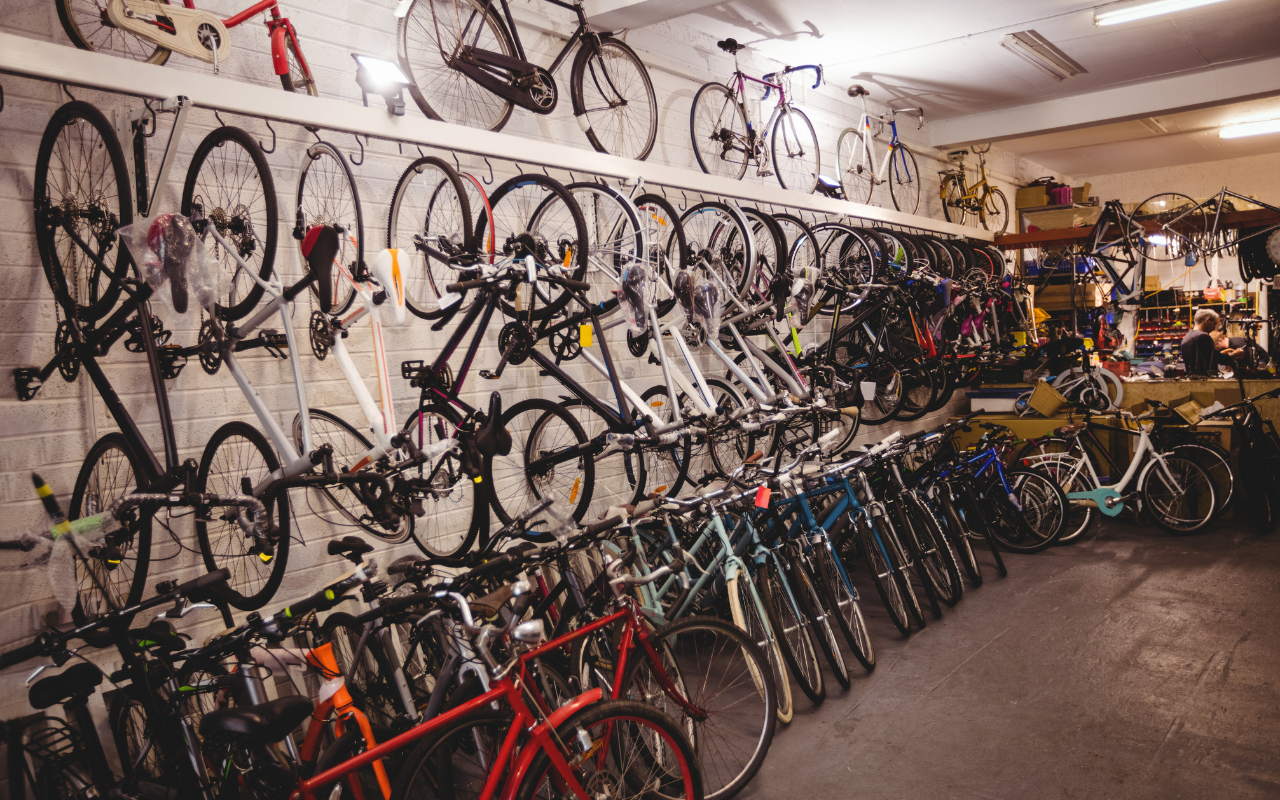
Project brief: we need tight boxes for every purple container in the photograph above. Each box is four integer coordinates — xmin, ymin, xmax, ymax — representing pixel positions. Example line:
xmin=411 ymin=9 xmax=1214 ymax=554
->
xmin=1050 ymin=186 xmax=1072 ymax=205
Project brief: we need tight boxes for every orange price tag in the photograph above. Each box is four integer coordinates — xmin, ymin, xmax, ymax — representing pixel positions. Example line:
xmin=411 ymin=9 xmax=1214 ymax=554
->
xmin=754 ymin=485 xmax=771 ymax=508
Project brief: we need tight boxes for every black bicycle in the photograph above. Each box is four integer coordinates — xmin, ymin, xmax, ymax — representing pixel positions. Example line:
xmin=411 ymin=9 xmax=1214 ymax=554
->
xmin=1202 ymin=381 xmax=1280 ymax=533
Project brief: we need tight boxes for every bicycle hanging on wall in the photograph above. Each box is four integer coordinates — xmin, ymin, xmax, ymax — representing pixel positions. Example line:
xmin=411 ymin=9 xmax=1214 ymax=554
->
xmin=835 ymin=85 xmax=924 ymax=214
xmin=938 ymin=144 xmax=1009 ymax=234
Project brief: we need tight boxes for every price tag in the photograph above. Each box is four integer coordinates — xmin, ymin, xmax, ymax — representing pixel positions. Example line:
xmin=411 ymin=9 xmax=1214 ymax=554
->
xmin=860 ymin=381 xmax=877 ymax=401
xmin=579 ymin=324 xmax=593 ymax=348
xmin=754 ymin=485 xmax=771 ymax=508
xmin=438 ymin=290 xmax=461 ymax=310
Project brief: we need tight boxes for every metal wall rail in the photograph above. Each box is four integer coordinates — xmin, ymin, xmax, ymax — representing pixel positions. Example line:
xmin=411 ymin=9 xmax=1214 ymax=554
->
xmin=0 ymin=31 xmax=991 ymax=241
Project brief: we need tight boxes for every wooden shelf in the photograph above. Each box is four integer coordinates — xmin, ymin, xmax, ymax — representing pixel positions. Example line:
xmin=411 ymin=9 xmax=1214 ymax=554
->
xmin=995 ymin=207 xmax=1280 ymax=249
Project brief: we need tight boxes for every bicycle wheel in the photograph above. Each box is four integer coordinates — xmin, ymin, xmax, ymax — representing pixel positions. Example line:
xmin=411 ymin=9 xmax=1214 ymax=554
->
xmin=940 ymin=175 xmax=967 ymax=225
xmin=790 ymin=552 xmax=850 ymax=689
xmin=194 ymin=421 xmax=290 ymax=610
xmin=704 ymin=378 xmax=761 ymax=477
xmin=34 ymin=101 xmax=132 ymax=321
xmin=887 ymin=143 xmax=921 ymax=215
xmin=737 ymin=208 xmax=785 ymax=303
xmin=397 ymin=0 xmax=515 ymax=131
xmin=729 ymin=573 xmax=794 ymax=722
xmin=751 ymin=563 xmax=823 ymax=704
xmin=902 ymin=494 xmax=963 ymax=606
xmin=56 ymin=0 xmax=171 ymax=63
xmin=813 ymin=540 xmax=874 ymax=672
xmin=623 ymin=616 xmax=776 ymax=800
xmin=515 ymin=699 xmax=703 ymax=800
xmin=477 ymin=174 xmax=589 ymax=320
xmin=387 ymin=156 xmax=474 ymax=320
xmin=183 ymin=126 xmax=278 ymax=321
xmin=295 ymin=141 xmax=363 ymax=315
xmin=571 ymin=37 xmax=658 ymax=161
xmin=680 ymin=201 xmax=755 ymax=298
xmin=109 ymin=688 xmax=163 ymax=780
xmin=869 ymin=506 xmax=926 ymax=629
xmin=560 ymin=181 xmax=645 ymax=309
xmin=387 ymin=709 xmax=509 ymax=799
xmin=690 ymin=82 xmax=750 ymax=180
xmin=935 ymin=493 xmax=981 ymax=587
xmin=636 ymin=386 xmax=692 ymax=500
xmin=771 ymin=106 xmax=819 ymax=193
xmin=893 ymin=361 xmax=936 ymax=423
xmin=486 ymin=398 xmax=593 ymax=527
xmin=982 ymin=469 xmax=1065 ymax=554
xmin=400 ymin=404 xmax=483 ymax=557
xmin=850 ymin=513 xmax=910 ymax=635
xmin=68 ymin=432 xmax=151 ymax=634
xmin=1165 ymin=441 xmax=1233 ymax=521
xmin=322 ymin=613 xmax=400 ymax=729
xmin=279 ymin=29 xmax=318 ymax=96
xmin=1134 ymin=193 xmax=1205 ymax=262
xmin=953 ymin=490 xmax=1009 ymax=577
xmin=981 ymin=187 xmax=1010 ymax=235
xmin=834 ymin=127 xmax=874 ymax=204
xmin=292 ymin=409 xmax=411 ymax=543
xmin=635 ymin=193 xmax=687 ymax=319
xmin=773 ymin=213 xmax=820 ymax=302
xmin=562 ymin=397 xmax=648 ymax=520
xmin=1141 ymin=455 xmax=1216 ymax=534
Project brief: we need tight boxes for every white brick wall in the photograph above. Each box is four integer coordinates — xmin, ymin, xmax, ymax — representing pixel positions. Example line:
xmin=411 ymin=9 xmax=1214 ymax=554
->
xmin=0 ymin=4 xmax=1070 ymax=779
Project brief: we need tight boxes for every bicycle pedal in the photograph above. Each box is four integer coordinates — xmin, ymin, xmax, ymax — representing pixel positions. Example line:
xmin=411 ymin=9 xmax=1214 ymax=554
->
xmin=757 ymin=170 xmax=774 ymax=178
xmin=479 ymin=370 xmax=499 ymax=380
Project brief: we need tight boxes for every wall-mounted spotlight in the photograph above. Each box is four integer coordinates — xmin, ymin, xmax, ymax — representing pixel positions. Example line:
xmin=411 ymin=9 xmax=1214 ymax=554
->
xmin=352 ymin=53 xmax=410 ymax=116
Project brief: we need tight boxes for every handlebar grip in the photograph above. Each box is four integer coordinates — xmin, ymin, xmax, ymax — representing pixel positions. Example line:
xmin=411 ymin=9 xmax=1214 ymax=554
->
xmin=177 ymin=568 xmax=230 ymax=602
xmin=467 ymin=553 xmax=514 ymax=580
xmin=445 ymin=279 xmax=486 ymax=293
xmin=282 ymin=572 xmax=360 ymax=619
xmin=0 ymin=637 xmax=48 ymax=670
xmin=582 ymin=516 xmax=623 ymax=537
xmin=558 ymin=277 xmax=591 ymax=292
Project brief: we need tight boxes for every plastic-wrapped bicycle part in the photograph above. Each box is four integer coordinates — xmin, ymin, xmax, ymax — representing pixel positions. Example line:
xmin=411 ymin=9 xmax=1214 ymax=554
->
xmin=619 ymin=262 xmax=654 ymax=335
xmin=673 ymin=268 xmax=696 ymax=319
xmin=791 ymin=265 xmax=819 ymax=325
xmin=118 ymin=213 xmax=222 ymax=313
xmin=47 ymin=516 xmax=119 ymax=615
xmin=693 ymin=279 xmax=722 ymax=342
xmin=369 ymin=248 xmax=409 ymax=328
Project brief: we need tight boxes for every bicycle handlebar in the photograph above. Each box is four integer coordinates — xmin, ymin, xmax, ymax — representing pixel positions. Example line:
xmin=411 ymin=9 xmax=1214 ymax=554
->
xmin=761 ymin=64 xmax=823 ymax=100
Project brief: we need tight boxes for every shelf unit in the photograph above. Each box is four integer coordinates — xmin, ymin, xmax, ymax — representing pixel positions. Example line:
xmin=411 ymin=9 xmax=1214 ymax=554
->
xmin=0 ymin=31 xmax=990 ymax=240
xmin=993 ymin=207 xmax=1280 ymax=249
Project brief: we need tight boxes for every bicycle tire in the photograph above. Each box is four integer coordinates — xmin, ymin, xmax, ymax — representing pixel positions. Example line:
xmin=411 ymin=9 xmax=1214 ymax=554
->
xmin=681 ymin=201 xmax=756 ymax=299
xmin=982 ymin=469 xmax=1065 ymax=553
xmin=813 ymin=540 xmax=875 ymax=671
xmin=752 ymin=558 xmax=824 ymax=701
xmin=936 ymin=492 xmax=981 ymax=588
xmin=635 ymin=192 xmax=686 ymax=319
xmin=56 ymin=0 xmax=171 ymax=64
xmin=888 ymin=499 xmax=942 ymax=619
xmin=69 ymin=432 xmax=151 ymax=635
xmin=1141 ymin=455 xmax=1216 ymax=535
xmin=561 ymin=393 xmax=661 ymax=520
xmin=486 ymin=398 xmax=593 ymax=528
xmin=194 ymin=421 xmax=290 ymax=611
xmin=622 ymin=616 xmax=776 ymax=800
xmin=387 ymin=709 xmax=509 ymax=800
xmin=770 ymin=106 xmax=820 ymax=193
xmin=386 ymin=155 xmax=474 ymax=320
xmin=1165 ymin=440 xmax=1233 ymax=521
xmin=183 ymin=126 xmax=278 ymax=321
xmin=893 ymin=361 xmax=936 ymax=423
xmin=903 ymin=494 xmax=963 ymax=606
xmin=322 ymin=612 xmax=401 ymax=729
xmin=400 ymin=403 xmax=483 ymax=558
xmin=279 ymin=29 xmax=318 ymax=96
xmin=690 ymin=82 xmax=750 ymax=180
xmin=571 ymin=36 xmax=658 ymax=161
xmin=295 ymin=141 xmax=363 ymax=315
xmin=634 ymin=385 xmax=693 ymax=497
xmin=731 ymin=572 xmax=796 ymax=720
xmin=982 ymin=187 xmax=1010 ymax=234
xmin=790 ymin=551 xmax=850 ymax=689
xmin=514 ymin=699 xmax=703 ymax=800
xmin=953 ymin=490 xmax=1009 ymax=577
xmin=940 ymin=174 xmax=967 ymax=225
xmin=34 ymin=100 xmax=133 ymax=321
xmin=887 ymin=143 xmax=921 ymax=214
xmin=852 ymin=513 xmax=910 ymax=635
xmin=739 ymin=207 xmax=786 ymax=302
xmin=558 ymin=181 xmax=645 ymax=310
xmin=871 ymin=506 xmax=926 ymax=628
xmin=834 ymin=127 xmax=874 ymax=204
xmin=476 ymin=174 xmax=590 ymax=321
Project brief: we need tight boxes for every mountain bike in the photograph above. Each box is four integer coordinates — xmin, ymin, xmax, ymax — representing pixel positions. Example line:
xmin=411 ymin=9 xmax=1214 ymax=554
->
xmin=395 ymin=0 xmax=658 ymax=160
xmin=55 ymin=0 xmax=316 ymax=93
xmin=938 ymin=144 xmax=1009 ymax=234
xmin=690 ymin=38 xmax=822 ymax=192
xmin=835 ymin=85 xmax=924 ymax=213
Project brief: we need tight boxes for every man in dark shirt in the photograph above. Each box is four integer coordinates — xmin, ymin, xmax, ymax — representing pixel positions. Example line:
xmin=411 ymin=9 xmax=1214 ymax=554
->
xmin=1180 ymin=309 xmax=1218 ymax=376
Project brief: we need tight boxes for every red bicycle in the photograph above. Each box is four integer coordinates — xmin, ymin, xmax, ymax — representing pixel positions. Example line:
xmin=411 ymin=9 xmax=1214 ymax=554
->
xmin=55 ymin=0 xmax=316 ymax=94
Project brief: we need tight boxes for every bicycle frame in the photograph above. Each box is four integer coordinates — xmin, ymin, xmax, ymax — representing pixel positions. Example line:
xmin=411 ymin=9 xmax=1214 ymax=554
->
xmin=851 ymin=95 xmax=914 ymax=187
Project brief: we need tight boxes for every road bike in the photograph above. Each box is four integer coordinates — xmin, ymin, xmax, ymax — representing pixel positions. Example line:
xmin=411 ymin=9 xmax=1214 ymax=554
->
xmin=54 ymin=0 xmax=316 ymax=93
xmin=395 ymin=0 xmax=658 ymax=160
xmin=1136 ymin=187 xmax=1280 ymax=265
xmin=690 ymin=38 xmax=822 ymax=192
xmin=835 ymin=85 xmax=924 ymax=213
xmin=938 ymin=144 xmax=1009 ymax=234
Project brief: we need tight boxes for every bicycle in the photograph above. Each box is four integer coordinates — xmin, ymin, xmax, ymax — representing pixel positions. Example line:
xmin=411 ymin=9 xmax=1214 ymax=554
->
xmin=55 ymin=0 xmax=316 ymax=93
xmin=690 ymin=38 xmax=822 ymax=192
xmin=395 ymin=0 xmax=658 ymax=160
xmin=1201 ymin=381 xmax=1280 ymax=533
xmin=835 ymin=85 xmax=924 ymax=213
xmin=1135 ymin=187 xmax=1280 ymax=265
xmin=938 ymin=144 xmax=1009 ymax=234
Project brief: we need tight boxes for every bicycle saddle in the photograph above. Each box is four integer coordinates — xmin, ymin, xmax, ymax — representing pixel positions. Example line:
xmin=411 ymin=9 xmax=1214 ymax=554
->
xmin=717 ymin=38 xmax=745 ymax=54
xmin=469 ymin=584 xmax=515 ymax=619
xmin=327 ymin=535 xmax=374 ymax=560
xmin=29 ymin=663 xmax=103 ymax=710
xmin=476 ymin=392 xmax=512 ymax=458
xmin=948 ymin=149 xmax=969 ymax=158
xmin=847 ymin=84 xmax=869 ymax=97
xmin=300 ymin=225 xmax=339 ymax=314
xmin=1054 ymin=422 xmax=1088 ymax=436
xmin=129 ymin=620 xmax=187 ymax=653
xmin=199 ymin=695 xmax=314 ymax=745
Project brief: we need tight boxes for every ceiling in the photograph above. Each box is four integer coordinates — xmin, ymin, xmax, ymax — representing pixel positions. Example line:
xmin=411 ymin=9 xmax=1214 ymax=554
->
xmin=658 ymin=0 xmax=1280 ymax=176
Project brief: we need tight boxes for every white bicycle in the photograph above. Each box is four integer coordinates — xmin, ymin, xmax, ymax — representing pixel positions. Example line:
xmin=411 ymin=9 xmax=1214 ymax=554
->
xmin=835 ymin=85 xmax=925 ymax=213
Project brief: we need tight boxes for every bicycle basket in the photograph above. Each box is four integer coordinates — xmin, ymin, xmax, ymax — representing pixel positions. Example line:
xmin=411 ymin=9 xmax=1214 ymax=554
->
xmin=1028 ymin=379 xmax=1068 ymax=417
xmin=21 ymin=717 xmax=85 ymax=773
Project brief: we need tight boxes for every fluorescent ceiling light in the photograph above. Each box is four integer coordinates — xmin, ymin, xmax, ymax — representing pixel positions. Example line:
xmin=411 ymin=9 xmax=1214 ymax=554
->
xmin=1095 ymin=0 xmax=1235 ymax=26
xmin=1000 ymin=31 xmax=1087 ymax=82
xmin=1219 ymin=118 xmax=1280 ymax=139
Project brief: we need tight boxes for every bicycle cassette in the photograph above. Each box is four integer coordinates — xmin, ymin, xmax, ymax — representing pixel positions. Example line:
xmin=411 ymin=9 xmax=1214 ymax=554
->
xmin=198 ymin=317 xmax=223 ymax=375
xmin=309 ymin=311 xmax=334 ymax=361
xmin=498 ymin=322 xmax=534 ymax=365
xmin=550 ymin=325 xmax=581 ymax=361
xmin=55 ymin=320 xmax=79 ymax=383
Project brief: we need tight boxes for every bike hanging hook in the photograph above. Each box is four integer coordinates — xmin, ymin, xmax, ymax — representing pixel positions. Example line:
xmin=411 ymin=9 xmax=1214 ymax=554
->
xmin=140 ymin=99 xmax=158 ymax=138
xmin=349 ymin=134 xmax=365 ymax=167
xmin=451 ymin=151 xmax=460 ymax=172
xmin=213 ymin=109 xmax=226 ymax=128
xmin=420 ymin=145 xmax=428 ymax=159
xmin=61 ymin=83 xmax=77 ymax=103
xmin=259 ymin=119 xmax=276 ymax=154
xmin=482 ymin=157 xmax=494 ymax=186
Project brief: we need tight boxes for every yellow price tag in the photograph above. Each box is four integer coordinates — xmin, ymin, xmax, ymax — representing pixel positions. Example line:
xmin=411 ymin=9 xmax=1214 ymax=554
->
xmin=579 ymin=324 xmax=593 ymax=348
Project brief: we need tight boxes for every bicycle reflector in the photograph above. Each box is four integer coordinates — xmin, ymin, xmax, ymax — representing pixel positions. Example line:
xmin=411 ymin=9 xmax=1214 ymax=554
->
xmin=352 ymin=53 xmax=411 ymax=116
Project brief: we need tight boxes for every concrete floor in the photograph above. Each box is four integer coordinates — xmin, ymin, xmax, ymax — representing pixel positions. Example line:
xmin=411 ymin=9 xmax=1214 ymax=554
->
xmin=739 ymin=520 xmax=1280 ymax=800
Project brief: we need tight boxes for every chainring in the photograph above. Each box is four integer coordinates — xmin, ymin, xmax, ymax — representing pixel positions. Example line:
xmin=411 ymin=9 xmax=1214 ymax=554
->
xmin=550 ymin=325 xmax=581 ymax=361
xmin=55 ymin=320 xmax=79 ymax=383
xmin=498 ymin=322 xmax=534 ymax=365
xmin=198 ymin=317 xmax=223 ymax=375
xmin=310 ymin=311 xmax=334 ymax=361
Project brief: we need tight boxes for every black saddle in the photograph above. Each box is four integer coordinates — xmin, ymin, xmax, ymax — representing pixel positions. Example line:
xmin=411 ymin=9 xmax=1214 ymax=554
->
xmin=199 ymin=695 xmax=314 ymax=745
xmin=847 ymin=84 xmax=869 ymax=97
xmin=29 ymin=663 xmax=103 ymax=710
xmin=717 ymin=38 xmax=745 ymax=54
xmin=327 ymin=535 xmax=374 ymax=560
xmin=948 ymin=149 xmax=969 ymax=158
xmin=476 ymin=392 xmax=512 ymax=457
xmin=129 ymin=620 xmax=187 ymax=653
xmin=301 ymin=225 xmax=339 ymax=314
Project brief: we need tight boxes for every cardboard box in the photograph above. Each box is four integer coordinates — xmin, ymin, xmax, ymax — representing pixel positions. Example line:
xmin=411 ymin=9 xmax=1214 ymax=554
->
xmin=1165 ymin=391 xmax=1216 ymax=425
xmin=1016 ymin=186 xmax=1049 ymax=209
xmin=1072 ymin=183 xmax=1092 ymax=203
xmin=1144 ymin=275 xmax=1162 ymax=292
xmin=1103 ymin=361 xmax=1131 ymax=378
xmin=1024 ymin=206 xmax=1103 ymax=231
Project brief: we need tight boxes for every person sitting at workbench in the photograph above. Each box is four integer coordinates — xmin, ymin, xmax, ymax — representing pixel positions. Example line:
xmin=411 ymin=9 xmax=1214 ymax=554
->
xmin=1180 ymin=308 xmax=1219 ymax=376
xmin=1212 ymin=328 xmax=1268 ymax=371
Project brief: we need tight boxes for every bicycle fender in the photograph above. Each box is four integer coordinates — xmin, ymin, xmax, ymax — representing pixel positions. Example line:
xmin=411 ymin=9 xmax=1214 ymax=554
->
xmin=505 ymin=688 xmax=604 ymax=796
xmin=270 ymin=26 xmax=289 ymax=75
